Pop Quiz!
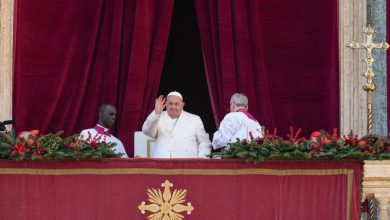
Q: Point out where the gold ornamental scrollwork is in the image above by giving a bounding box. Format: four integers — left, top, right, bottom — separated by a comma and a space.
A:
138, 180, 194, 220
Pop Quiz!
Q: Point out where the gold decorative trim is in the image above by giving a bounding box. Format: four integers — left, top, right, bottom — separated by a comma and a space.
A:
0, 167, 354, 220
0, 167, 353, 176
347, 169, 353, 220
138, 180, 194, 220
363, 177, 390, 181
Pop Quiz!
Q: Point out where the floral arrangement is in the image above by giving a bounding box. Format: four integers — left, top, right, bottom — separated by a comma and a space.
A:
209, 127, 390, 163
0, 130, 122, 160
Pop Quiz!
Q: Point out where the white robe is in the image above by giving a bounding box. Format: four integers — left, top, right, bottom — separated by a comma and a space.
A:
212, 111, 263, 149
142, 111, 212, 158
80, 126, 128, 158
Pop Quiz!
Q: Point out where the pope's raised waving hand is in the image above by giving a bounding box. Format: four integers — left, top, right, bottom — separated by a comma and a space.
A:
154, 95, 166, 116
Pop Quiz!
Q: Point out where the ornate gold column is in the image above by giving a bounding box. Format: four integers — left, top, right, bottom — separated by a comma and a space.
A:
0, 0, 14, 122
339, 0, 367, 137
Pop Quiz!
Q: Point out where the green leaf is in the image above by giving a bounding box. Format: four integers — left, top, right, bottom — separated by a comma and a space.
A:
221, 154, 235, 158
379, 152, 390, 159
290, 150, 308, 159
257, 154, 265, 162
2, 133, 16, 145
236, 151, 249, 158
248, 151, 257, 158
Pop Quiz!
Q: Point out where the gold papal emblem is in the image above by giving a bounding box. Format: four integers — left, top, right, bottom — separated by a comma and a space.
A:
138, 180, 194, 220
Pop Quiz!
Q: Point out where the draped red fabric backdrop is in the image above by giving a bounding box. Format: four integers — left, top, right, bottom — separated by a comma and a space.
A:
13, 0, 174, 155
13, 0, 339, 156
195, 0, 339, 135
0, 159, 362, 220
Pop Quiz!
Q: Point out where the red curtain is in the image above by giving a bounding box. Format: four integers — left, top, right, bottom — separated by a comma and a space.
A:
13, 0, 174, 156
13, 0, 340, 153
195, 0, 339, 136
0, 159, 362, 220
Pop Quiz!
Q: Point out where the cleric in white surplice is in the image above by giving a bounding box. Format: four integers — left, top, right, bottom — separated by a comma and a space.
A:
80, 104, 128, 158
212, 93, 263, 150
142, 91, 212, 158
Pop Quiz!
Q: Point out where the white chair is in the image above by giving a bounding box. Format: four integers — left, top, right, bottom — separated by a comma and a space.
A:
134, 131, 156, 158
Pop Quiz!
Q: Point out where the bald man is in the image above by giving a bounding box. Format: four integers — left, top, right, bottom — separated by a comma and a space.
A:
142, 91, 211, 158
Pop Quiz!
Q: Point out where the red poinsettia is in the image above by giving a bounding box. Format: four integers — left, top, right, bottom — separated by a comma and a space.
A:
33, 143, 42, 157
31, 130, 39, 136
90, 141, 99, 149
11, 142, 30, 157
286, 127, 305, 144
343, 130, 359, 146
310, 131, 321, 139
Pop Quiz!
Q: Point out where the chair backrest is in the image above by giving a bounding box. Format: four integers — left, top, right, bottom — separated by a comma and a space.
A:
134, 131, 156, 158
0, 120, 15, 137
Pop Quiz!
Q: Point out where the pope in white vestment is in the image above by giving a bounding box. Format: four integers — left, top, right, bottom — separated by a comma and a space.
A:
212, 93, 263, 149
142, 91, 212, 158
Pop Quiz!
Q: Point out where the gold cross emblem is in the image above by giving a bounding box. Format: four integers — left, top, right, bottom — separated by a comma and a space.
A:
347, 25, 389, 93
138, 180, 194, 220
347, 25, 389, 134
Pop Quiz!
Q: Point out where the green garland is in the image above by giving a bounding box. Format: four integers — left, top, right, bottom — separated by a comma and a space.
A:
0, 130, 122, 160
209, 128, 390, 163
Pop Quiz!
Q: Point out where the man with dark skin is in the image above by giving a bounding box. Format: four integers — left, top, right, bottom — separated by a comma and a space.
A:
98, 104, 117, 129
80, 104, 128, 158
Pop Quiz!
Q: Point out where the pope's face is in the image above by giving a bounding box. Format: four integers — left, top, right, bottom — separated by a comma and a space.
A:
166, 95, 184, 118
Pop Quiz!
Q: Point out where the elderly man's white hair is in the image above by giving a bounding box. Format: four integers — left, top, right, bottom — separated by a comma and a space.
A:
167, 91, 183, 100
230, 93, 248, 107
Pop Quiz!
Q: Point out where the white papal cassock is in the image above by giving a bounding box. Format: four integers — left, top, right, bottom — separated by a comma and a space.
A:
142, 111, 211, 158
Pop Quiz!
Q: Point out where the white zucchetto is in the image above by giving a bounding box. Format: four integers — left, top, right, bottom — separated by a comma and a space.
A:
167, 91, 183, 100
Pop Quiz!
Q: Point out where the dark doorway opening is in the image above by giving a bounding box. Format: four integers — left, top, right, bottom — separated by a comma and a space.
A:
158, 0, 216, 135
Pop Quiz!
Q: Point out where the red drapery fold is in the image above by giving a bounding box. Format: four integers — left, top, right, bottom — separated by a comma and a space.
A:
13, 0, 174, 156
195, 0, 340, 136
0, 159, 362, 220
194, 0, 273, 128
13, 0, 341, 153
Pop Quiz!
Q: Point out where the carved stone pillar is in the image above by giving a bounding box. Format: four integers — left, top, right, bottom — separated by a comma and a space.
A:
367, 0, 388, 136
377, 197, 390, 220
339, 0, 368, 137
362, 161, 390, 220
0, 0, 14, 122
